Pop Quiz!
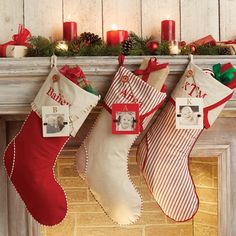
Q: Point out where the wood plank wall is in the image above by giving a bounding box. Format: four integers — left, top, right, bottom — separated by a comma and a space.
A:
1, 0, 236, 43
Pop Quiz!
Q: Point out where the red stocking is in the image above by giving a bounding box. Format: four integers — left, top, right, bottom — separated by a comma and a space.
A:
3, 66, 99, 225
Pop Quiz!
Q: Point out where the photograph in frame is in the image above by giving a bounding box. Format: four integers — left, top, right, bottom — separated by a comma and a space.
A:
176, 98, 204, 129
112, 103, 140, 134
42, 105, 70, 137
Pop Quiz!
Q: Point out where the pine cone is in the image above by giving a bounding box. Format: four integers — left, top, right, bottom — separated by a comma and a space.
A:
219, 46, 232, 55
122, 39, 133, 55
80, 32, 102, 46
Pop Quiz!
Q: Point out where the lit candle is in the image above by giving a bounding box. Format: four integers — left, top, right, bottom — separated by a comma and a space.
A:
106, 24, 128, 46
56, 41, 68, 51
169, 41, 180, 55
63, 15, 77, 42
161, 17, 175, 42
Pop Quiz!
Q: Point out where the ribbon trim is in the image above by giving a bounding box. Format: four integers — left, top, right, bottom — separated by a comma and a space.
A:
213, 63, 236, 85
0, 24, 31, 57
134, 58, 169, 82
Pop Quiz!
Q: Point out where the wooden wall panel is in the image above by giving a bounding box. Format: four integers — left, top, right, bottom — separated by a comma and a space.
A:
103, 0, 141, 40
24, 0, 63, 40
220, 0, 236, 40
0, 0, 23, 43
181, 0, 219, 42
142, 0, 180, 40
63, 0, 102, 37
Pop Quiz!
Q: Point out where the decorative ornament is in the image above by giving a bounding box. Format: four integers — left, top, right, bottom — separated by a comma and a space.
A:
146, 40, 159, 54
190, 44, 196, 53
178, 41, 186, 47
121, 39, 133, 55
79, 32, 102, 46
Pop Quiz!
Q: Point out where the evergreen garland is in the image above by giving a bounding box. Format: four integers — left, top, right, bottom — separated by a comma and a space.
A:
26, 33, 231, 57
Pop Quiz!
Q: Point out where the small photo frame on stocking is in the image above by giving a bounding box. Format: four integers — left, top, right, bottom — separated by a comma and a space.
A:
176, 98, 204, 129
112, 103, 140, 134
42, 105, 70, 137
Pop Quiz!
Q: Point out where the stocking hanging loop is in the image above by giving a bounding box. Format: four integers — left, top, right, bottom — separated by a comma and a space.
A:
118, 54, 125, 66
50, 55, 57, 68
189, 54, 193, 62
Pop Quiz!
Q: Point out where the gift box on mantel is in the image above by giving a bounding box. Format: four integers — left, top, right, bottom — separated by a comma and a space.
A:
216, 40, 236, 55
0, 24, 31, 58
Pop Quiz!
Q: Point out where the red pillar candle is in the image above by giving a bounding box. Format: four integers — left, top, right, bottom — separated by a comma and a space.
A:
106, 25, 128, 46
161, 20, 175, 42
63, 21, 77, 41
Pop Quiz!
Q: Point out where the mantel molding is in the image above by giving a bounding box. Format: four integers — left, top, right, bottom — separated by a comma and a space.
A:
0, 55, 236, 77
0, 56, 235, 115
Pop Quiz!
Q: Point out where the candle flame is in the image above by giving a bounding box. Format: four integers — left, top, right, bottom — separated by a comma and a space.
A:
111, 24, 118, 30
166, 15, 170, 20
67, 14, 71, 21
56, 41, 68, 51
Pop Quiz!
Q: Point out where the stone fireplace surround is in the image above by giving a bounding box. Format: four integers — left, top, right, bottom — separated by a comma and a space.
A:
0, 56, 235, 236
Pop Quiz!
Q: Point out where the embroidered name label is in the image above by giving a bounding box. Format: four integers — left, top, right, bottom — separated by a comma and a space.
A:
46, 87, 71, 106
182, 81, 207, 98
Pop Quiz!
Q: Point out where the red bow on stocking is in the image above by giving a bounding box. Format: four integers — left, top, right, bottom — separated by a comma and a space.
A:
134, 58, 169, 82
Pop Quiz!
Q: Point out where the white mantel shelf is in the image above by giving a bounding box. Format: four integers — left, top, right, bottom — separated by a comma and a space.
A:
1, 55, 236, 76
0, 56, 236, 115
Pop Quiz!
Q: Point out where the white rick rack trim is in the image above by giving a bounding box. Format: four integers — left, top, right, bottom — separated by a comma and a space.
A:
79, 111, 144, 225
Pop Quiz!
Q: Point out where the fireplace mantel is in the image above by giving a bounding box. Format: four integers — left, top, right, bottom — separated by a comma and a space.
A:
0, 56, 236, 115
0, 56, 236, 236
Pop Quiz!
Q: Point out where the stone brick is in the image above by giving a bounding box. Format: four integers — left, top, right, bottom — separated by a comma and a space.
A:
44, 214, 75, 236
145, 225, 192, 236
57, 157, 75, 164
77, 213, 113, 226
68, 203, 103, 213
143, 201, 160, 212
197, 187, 218, 203
138, 186, 155, 201
77, 227, 142, 236
65, 189, 88, 203
58, 164, 78, 177
166, 217, 193, 225
212, 165, 218, 178
194, 211, 218, 227
58, 177, 87, 188
135, 211, 166, 225
199, 202, 217, 214
128, 164, 140, 176
88, 191, 97, 202
130, 176, 142, 187
190, 157, 218, 163
194, 223, 218, 236
129, 155, 137, 163
190, 162, 213, 187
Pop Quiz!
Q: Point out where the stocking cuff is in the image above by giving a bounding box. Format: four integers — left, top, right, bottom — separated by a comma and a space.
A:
32, 67, 100, 137
171, 61, 234, 128
103, 66, 166, 123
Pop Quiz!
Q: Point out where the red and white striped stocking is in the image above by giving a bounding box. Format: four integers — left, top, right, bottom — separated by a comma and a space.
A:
138, 60, 234, 221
